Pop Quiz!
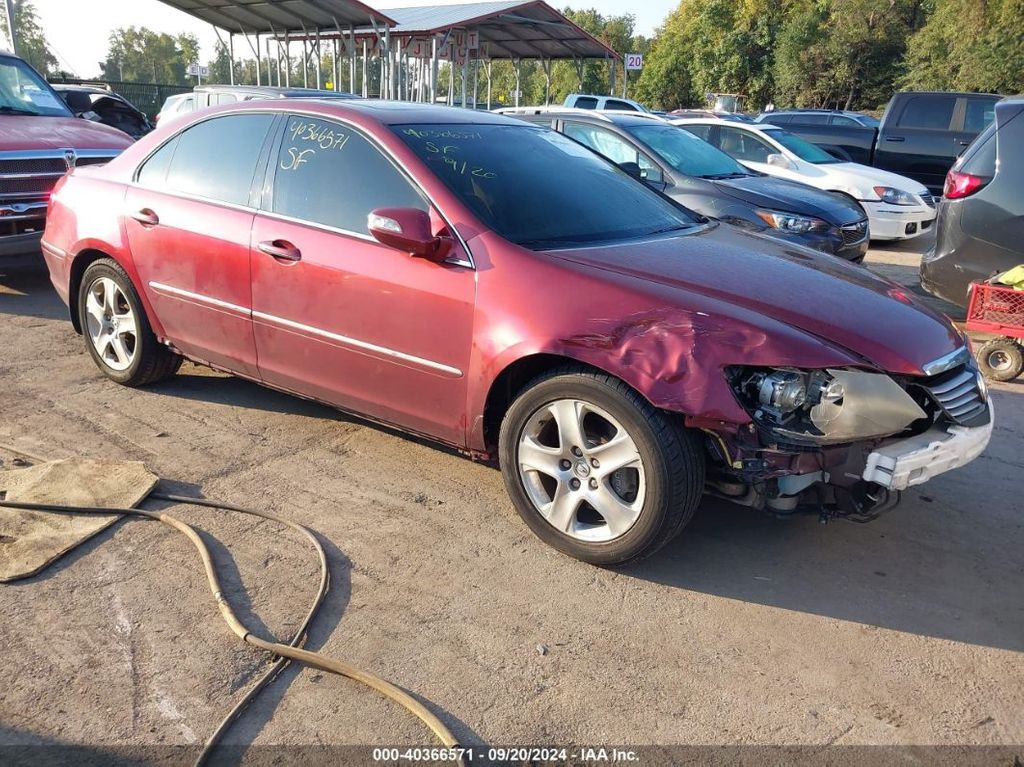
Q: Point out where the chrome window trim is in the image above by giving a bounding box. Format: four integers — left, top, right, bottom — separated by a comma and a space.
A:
922, 346, 971, 377
252, 310, 464, 378
130, 107, 476, 270
126, 183, 259, 215
148, 281, 250, 317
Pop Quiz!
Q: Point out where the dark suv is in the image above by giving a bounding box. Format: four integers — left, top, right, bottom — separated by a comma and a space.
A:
921, 97, 1024, 307
499, 109, 869, 261
758, 109, 880, 128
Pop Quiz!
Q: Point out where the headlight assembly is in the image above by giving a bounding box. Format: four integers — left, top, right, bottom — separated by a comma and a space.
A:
730, 367, 927, 446
754, 209, 830, 234
873, 186, 917, 206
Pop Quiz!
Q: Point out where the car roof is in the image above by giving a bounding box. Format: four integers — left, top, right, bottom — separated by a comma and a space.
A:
197, 98, 529, 127
499, 108, 663, 127
195, 84, 357, 98
51, 84, 110, 94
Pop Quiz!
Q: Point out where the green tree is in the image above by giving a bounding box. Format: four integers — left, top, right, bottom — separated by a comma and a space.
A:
902, 0, 1024, 94
100, 27, 200, 84
4, 0, 58, 76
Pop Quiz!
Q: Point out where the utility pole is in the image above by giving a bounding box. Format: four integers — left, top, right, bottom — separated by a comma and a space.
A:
4, 0, 18, 56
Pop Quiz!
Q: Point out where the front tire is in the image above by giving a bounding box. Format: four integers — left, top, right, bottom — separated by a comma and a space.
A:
78, 258, 181, 386
498, 366, 705, 566
977, 338, 1023, 382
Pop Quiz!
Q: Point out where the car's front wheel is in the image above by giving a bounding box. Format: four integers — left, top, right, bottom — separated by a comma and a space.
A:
499, 366, 705, 566
78, 258, 182, 386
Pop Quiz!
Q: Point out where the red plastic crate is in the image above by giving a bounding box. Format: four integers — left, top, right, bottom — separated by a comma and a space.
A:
966, 281, 1024, 340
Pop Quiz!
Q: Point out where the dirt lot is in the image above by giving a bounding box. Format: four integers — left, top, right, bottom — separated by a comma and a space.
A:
1, 237, 1022, 758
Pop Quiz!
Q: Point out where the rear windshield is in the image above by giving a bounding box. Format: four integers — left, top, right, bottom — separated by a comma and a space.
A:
395, 123, 700, 250
958, 122, 997, 178
625, 123, 749, 179
764, 129, 840, 164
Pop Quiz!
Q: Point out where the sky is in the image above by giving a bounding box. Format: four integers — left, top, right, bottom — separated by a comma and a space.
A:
21, 0, 678, 78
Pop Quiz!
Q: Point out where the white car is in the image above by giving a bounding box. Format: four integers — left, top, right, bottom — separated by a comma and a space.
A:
672, 118, 937, 241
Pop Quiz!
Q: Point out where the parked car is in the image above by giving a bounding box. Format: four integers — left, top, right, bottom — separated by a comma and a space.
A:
41, 101, 992, 564
155, 84, 361, 125
674, 118, 936, 242
498, 108, 869, 260
563, 93, 649, 112
0, 52, 133, 259
921, 97, 1024, 308
758, 109, 880, 129
52, 84, 153, 139
754, 92, 1003, 193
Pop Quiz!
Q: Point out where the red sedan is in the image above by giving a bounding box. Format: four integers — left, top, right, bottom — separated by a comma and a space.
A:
41, 101, 992, 564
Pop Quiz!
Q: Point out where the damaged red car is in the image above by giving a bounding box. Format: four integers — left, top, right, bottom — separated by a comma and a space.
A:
41, 102, 993, 565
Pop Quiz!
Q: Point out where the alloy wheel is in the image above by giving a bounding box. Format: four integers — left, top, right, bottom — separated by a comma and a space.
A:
517, 398, 646, 542
84, 276, 138, 372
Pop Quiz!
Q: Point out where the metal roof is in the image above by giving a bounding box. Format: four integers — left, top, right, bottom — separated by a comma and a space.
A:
375, 1, 618, 60
156, 0, 395, 34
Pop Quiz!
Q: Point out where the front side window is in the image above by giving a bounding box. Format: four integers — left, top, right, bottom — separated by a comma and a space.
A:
272, 116, 426, 233
563, 122, 639, 166
162, 113, 274, 205
791, 113, 829, 125
605, 100, 638, 112
642, 124, 749, 178
715, 126, 773, 164
0, 55, 73, 117
763, 129, 839, 164
574, 97, 598, 110
395, 123, 699, 250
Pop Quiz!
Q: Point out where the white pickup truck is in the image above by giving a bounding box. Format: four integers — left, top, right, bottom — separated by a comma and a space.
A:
563, 93, 649, 112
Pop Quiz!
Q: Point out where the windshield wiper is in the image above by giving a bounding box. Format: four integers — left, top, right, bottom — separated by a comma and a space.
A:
646, 224, 694, 236
701, 172, 749, 180
0, 105, 41, 116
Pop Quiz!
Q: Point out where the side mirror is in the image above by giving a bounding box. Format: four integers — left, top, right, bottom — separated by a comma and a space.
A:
641, 165, 665, 185
618, 161, 643, 180
766, 153, 792, 170
368, 208, 452, 262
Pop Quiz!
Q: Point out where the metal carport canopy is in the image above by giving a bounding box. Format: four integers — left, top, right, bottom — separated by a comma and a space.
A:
373, 0, 619, 60
155, 0, 395, 33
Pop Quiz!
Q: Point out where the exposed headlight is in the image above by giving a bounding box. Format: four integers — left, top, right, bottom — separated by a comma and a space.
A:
873, 186, 917, 206
755, 209, 830, 233
730, 367, 926, 446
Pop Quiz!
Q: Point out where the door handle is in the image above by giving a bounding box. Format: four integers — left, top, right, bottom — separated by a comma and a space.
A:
884, 136, 906, 143
129, 208, 159, 226
257, 239, 302, 262
958, 140, 971, 146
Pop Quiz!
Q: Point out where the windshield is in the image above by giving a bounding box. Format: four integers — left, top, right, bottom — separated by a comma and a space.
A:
395, 123, 700, 249
0, 56, 73, 117
765, 129, 840, 164
625, 124, 749, 179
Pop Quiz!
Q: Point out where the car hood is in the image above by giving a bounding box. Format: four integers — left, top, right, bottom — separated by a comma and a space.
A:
548, 224, 961, 375
0, 115, 135, 152
713, 174, 865, 225
831, 162, 930, 197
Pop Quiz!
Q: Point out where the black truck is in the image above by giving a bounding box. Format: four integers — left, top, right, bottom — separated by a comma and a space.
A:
758, 92, 1003, 194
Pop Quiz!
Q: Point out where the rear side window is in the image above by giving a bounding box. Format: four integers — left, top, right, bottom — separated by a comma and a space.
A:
964, 99, 997, 133
163, 113, 274, 205
960, 122, 997, 178
574, 97, 598, 110
831, 115, 859, 127
271, 116, 426, 234
137, 136, 179, 186
215, 93, 238, 105
682, 124, 712, 141
897, 96, 955, 130
605, 100, 638, 112
761, 114, 790, 125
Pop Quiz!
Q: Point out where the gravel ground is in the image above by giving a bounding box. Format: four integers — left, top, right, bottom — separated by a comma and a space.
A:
1, 237, 1021, 760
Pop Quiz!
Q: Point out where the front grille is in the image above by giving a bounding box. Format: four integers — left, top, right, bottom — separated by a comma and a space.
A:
0, 175, 62, 195
0, 151, 118, 207
840, 220, 868, 246
0, 158, 67, 174
915, 364, 989, 427
921, 193, 936, 208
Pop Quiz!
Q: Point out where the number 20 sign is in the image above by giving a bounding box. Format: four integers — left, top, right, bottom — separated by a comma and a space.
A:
625, 53, 644, 71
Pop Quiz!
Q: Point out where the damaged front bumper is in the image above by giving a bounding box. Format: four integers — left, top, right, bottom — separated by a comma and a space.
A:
862, 407, 993, 491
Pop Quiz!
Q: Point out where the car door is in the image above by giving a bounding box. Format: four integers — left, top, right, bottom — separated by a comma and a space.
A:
249, 114, 475, 445
874, 94, 958, 191
125, 112, 276, 378
716, 126, 806, 184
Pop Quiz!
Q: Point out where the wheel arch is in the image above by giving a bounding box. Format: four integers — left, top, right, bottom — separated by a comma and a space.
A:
68, 248, 118, 334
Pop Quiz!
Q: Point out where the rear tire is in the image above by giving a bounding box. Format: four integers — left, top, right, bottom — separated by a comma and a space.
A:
77, 258, 182, 386
498, 365, 705, 566
977, 338, 1023, 382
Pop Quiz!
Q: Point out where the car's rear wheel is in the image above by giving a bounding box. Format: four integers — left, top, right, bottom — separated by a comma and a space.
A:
78, 259, 182, 386
977, 337, 1023, 382
499, 366, 705, 566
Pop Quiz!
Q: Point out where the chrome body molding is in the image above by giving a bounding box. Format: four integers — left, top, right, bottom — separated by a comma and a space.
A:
40, 240, 67, 258
147, 281, 463, 378
921, 346, 972, 377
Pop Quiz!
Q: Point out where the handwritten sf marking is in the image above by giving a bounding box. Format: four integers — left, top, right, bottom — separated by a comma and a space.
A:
281, 147, 316, 171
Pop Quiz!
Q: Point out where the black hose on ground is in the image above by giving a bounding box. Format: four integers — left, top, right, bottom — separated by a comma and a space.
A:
0, 447, 462, 764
